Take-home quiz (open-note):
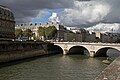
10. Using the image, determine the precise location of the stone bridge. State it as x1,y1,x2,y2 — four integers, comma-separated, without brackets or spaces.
53,42,120,57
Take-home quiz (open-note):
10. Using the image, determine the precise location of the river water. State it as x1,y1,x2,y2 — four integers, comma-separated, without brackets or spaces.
0,54,108,80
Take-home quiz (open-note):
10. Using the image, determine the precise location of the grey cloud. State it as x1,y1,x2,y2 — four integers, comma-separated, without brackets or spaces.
58,0,120,27
1,0,120,29
0,0,75,23
86,23,120,33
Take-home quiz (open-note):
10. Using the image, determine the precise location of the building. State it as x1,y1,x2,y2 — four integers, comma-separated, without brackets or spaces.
16,22,81,41
16,23,40,39
66,27,88,42
0,5,15,39
101,33,120,43
16,22,120,43
85,32,96,42
15,22,66,40
84,30,120,43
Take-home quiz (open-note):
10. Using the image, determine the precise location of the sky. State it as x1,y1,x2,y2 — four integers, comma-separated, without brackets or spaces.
32,9,64,23
1,0,120,33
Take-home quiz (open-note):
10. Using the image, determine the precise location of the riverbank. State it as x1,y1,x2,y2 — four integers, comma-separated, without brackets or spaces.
0,49,48,63
0,41,63,63
0,41,53,63
95,56,120,80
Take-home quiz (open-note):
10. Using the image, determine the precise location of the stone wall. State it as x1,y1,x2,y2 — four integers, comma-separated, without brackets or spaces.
95,56,120,80
0,49,47,63
0,41,51,63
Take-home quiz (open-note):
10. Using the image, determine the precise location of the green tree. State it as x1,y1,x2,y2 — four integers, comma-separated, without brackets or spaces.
23,29,33,39
38,27,45,36
32,33,36,40
15,29,23,38
46,26,57,39
38,27,46,40
37,26,57,40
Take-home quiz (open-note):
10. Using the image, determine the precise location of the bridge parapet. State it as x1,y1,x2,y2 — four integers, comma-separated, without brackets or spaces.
53,42,120,45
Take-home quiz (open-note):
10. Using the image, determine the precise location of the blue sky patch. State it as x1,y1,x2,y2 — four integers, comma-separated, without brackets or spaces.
32,9,64,23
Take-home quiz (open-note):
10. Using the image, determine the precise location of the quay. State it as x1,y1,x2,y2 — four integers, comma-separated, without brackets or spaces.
0,41,60,63
95,56,120,80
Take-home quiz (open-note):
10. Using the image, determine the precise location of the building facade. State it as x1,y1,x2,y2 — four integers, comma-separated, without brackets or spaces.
16,23,39,39
16,22,67,40
16,22,120,43
66,27,88,42
0,5,15,39
101,33,120,43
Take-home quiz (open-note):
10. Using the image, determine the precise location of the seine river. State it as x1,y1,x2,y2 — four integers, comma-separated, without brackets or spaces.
0,54,108,80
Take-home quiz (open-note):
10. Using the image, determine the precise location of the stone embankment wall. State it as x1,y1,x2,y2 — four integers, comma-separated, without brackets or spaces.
0,50,47,63
0,41,55,63
95,56,120,80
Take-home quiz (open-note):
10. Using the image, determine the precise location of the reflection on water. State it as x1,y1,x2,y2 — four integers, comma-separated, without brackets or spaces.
0,54,108,80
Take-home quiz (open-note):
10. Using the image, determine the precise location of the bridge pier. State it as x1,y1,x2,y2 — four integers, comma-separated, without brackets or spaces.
63,49,68,55
90,51,95,57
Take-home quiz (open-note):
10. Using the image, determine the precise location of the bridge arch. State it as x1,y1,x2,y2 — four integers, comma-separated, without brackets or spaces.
95,47,120,57
67,46,90,56
47,44,63,54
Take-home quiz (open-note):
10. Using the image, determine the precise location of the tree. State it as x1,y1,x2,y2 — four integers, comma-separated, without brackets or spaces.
23,29,33,39
46,26,57,39
37,26,57,40
38,27,45,36
38,27,46,40
15,29,23,38
32,33,36,40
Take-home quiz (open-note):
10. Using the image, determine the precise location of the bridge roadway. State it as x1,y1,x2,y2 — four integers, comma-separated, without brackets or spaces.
53,42,120,57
